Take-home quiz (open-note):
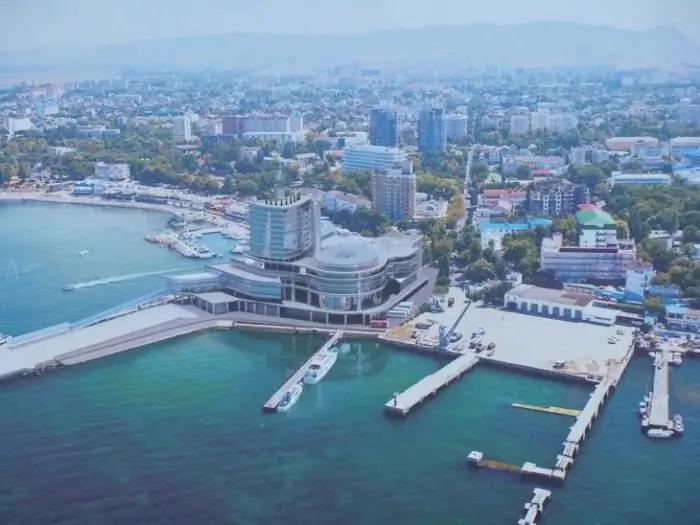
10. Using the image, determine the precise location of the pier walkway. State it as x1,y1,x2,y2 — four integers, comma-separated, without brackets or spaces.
262,330,344,412
385,353,479,416
511,403,581,417
648,351,671,428
517,488,551,525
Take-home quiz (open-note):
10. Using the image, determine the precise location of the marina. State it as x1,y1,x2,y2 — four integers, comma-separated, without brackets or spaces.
384,352,479,416
262,330,344,413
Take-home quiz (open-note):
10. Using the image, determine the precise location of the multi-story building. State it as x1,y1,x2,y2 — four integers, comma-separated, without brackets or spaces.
610,172,672,186
417,108,446,153
527,180,590,217
221,115,246,136
665,304,700,334
342,145,407,173
369,108,399,147
289,111,304,133
443,114,469,142
371,162,416,224
569,147,588,167
181,189,426,324
591,149,610,164
605,136,659,152
172,114,193,143
221,113,292,137
630,140,666,160
93,162,130,181
546,113,578,133
242,131,303,144
540,234,636,283
509,114,530,135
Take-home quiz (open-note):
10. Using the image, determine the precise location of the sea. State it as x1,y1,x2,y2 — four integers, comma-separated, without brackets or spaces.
0,201,698,525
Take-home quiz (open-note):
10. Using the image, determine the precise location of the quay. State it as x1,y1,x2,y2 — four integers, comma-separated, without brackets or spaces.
647,351,671,429
511,403,581,417
467,451,558,482
517,488,552,525
384,353,479,416
262,329,344,413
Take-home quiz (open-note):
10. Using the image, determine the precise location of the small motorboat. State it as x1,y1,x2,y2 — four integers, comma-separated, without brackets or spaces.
277,381,303,412
638,401,648,416
673,415,684,434
79,250,90,256
304,350,338,385
646,428,674,439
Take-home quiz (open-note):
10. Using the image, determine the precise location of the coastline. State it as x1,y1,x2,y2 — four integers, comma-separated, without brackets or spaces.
0,191,250,239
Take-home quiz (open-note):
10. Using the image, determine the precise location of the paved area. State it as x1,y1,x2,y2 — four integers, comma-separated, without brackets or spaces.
648,351,670,427
400,287,635,378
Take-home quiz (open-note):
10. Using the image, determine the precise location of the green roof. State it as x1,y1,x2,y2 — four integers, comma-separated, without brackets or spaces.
575,207,616,228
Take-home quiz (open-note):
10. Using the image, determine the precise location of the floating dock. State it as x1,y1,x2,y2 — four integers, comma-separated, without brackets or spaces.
384,353,479,416
511,403,581,417
517,488,552,525
262,330,344,413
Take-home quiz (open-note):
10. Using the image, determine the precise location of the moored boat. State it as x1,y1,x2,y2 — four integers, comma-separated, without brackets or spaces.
277,381,303,412
304,350,338,384
646,428,674,439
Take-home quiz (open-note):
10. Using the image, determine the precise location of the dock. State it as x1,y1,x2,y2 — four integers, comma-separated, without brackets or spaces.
467,451,557,481
262,329,344,412
647,351,671,428
517,488,552,525
384,353,479,416
511,403,581,417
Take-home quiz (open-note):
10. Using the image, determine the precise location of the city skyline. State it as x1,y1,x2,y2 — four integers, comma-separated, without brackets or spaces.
0,0,698,51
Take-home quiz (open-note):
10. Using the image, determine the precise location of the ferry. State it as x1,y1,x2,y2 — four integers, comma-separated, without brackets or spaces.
277,381,304,412
304,350,338,384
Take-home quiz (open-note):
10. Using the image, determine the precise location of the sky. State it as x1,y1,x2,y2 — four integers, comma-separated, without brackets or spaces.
1,0,698,50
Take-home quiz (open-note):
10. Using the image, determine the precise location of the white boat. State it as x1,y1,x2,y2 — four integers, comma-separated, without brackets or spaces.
304,350,338,384
79,250,90,256
638,401,648,416
674,415,684,434
277,382,303,412
647,428,674,439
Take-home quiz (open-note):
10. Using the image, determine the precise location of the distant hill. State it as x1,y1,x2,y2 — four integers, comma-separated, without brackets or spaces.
1,23,698,75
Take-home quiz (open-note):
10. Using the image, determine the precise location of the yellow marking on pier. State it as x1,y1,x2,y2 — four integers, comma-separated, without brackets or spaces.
479,459,521,474
512,403,581,417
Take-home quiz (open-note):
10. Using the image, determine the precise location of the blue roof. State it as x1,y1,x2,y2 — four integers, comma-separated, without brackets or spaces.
665,304,688,315
479,223,531,232
529,218,553,227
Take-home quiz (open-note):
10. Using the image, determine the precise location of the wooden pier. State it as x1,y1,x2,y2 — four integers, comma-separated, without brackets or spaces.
262,329,344,413
511,403,581,417
384,353,479,416
467,451,556,481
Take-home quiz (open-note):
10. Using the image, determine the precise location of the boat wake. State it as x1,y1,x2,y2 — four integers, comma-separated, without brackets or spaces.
63,269,180,291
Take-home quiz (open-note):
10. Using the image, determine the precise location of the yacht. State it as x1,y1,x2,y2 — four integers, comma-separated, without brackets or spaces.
193,246,218,259
674,415,684,434
304,350,338,384
647,428,674,439
277,381,304,412
638,401,648,416
79,250,90,256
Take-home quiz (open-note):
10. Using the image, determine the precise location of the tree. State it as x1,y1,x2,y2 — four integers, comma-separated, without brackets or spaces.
628,208,649,241
515,164,532,180
222,176,235,194
569,165,606,189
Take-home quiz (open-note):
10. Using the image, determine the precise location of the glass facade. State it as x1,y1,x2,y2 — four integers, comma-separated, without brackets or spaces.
249,196,315,262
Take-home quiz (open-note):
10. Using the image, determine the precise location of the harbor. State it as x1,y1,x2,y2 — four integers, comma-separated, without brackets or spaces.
262,329,344,413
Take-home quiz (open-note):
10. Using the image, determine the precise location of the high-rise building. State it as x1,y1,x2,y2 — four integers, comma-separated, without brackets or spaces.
343,145,407,173
172,114,193,143
527,180,590,217
370,108,399,147
289,111,304,133
417,108,446,153
569,147,588,167
372,161,416,224
509,114,530,135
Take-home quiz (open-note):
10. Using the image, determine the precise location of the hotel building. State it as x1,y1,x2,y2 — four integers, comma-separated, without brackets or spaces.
342,145,407,173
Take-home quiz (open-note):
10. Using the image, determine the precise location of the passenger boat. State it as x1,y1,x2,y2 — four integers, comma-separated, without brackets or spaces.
277,381,303,412
646,428,674,439
304,350,338,384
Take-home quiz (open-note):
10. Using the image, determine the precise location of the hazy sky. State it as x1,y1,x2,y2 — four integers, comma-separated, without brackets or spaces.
1,0,698,50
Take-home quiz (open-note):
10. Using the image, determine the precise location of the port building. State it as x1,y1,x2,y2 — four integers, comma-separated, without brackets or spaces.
167,189,430,325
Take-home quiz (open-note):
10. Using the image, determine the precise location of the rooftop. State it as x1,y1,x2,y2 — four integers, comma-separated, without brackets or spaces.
507,284,594,307
575,204,616,228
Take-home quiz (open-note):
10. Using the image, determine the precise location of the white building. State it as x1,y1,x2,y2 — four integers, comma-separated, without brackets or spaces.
343,145,407,173
546,113,578,133
605,136,659,152
243,131,305,144
172,114,193,143
625,262,655,300
94,162,130,181
289,111,304,133
530,111,549,132
630,140,667,160
244,114,290,133
444,114,469,141
509,114,530,135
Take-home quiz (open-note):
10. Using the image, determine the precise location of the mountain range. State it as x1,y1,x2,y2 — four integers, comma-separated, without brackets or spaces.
1,22,698,75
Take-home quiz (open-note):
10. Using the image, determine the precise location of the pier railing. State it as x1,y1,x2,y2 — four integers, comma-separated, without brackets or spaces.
7,323,71,349
70,289,170,330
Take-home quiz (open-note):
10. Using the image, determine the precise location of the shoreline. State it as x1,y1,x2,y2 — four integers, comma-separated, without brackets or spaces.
0,191,250,239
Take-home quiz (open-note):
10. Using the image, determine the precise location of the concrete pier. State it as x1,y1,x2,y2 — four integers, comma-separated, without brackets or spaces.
517,488,551,525
385,353,479,416
262,330,344,412
647,351,671,428
467,451,557,481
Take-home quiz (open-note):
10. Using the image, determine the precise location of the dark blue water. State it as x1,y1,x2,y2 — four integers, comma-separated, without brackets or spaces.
1,203,699,524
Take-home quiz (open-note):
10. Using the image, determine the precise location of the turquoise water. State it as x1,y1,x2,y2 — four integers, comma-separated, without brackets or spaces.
1,202,699,524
